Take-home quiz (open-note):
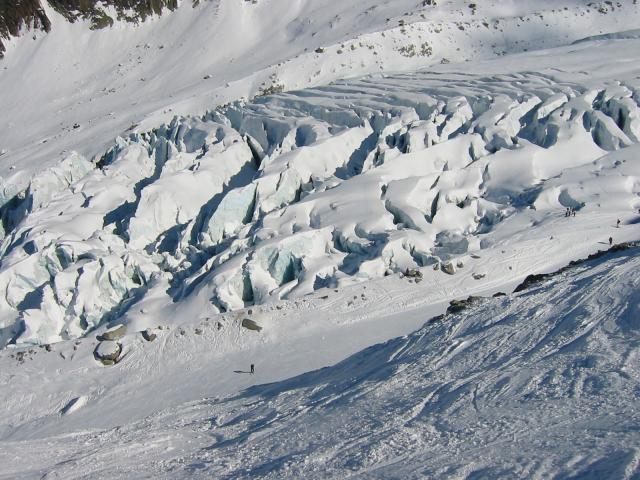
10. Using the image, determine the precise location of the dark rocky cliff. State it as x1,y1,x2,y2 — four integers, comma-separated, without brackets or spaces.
0,0,184,56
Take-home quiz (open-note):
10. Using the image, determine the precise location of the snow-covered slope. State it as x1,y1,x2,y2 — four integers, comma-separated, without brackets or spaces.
1,0,639,184
1,2,640,477
1,242,638,479
1,35,640,348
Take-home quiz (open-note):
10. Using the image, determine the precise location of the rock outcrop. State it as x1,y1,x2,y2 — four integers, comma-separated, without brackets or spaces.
0,0,185,57
441,262,456,275
98,324,127,341
242,318,263,332
141,329,157,342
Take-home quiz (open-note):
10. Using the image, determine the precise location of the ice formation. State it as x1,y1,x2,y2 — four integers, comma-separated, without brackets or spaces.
1,63,640,347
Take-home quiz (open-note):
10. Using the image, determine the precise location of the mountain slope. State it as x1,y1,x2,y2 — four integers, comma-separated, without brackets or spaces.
0,2,639,476
0,0,181,57
1,243,638,479
1,0,638,184
172,246,640,479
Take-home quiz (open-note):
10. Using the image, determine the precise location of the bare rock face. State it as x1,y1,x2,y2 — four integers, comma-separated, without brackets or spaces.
0,0,184,57
47,0,180,27
242,318,263,332
94,341,122,365
98,324,127,341
0,1,50,56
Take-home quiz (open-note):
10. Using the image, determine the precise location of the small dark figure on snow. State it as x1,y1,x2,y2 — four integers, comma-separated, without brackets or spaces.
616,219,621,228
565,208,570,217
250,364,255,374
572,208,576,217
609,236,613,246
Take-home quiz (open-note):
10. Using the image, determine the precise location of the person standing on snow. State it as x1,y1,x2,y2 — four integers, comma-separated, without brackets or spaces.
609,236,613,246
250,364,255,374
617,219,621,228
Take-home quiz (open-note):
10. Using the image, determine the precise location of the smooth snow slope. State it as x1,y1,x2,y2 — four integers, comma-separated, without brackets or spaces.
1,244,638,479
0,0,639,185
1,35,640,348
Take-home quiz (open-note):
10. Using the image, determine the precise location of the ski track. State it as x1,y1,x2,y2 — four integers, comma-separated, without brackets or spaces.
0,249,638,478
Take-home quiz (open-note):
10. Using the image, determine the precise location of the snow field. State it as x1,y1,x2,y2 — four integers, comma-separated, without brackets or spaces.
1,242,638,478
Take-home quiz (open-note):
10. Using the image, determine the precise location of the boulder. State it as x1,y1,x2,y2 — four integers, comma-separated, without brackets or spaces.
447,296,482,315
404,268,423,279
513,273,552,293
94,341,122,365
141,329,157,342
441,262,456,275
242,318,263,332
98,324,127,341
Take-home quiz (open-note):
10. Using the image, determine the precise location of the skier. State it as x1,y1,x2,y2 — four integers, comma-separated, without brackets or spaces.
250,364,255,374
609,236,613,246
572,208,576,217
616,218,621,228
565,207,570,217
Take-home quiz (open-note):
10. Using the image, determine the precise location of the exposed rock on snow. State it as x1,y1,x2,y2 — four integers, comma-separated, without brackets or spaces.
98,324,127,341
93,341,122,365
0,0,183,56
403,268,423,280
141,329,157,342
441,262,456,275
241,318,262,332
447,296,483,314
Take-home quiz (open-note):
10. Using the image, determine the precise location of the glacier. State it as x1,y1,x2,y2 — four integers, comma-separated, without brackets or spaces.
1,37,640,346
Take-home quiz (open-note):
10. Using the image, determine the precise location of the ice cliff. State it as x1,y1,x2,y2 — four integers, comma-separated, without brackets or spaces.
0,63,639,346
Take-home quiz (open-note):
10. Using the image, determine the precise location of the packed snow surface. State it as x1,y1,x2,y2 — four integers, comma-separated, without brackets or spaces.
1,243,639,478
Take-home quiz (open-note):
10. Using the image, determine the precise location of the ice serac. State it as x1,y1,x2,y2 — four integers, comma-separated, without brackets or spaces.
127,138,255,251
199,184,257,250
2,57,640,345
